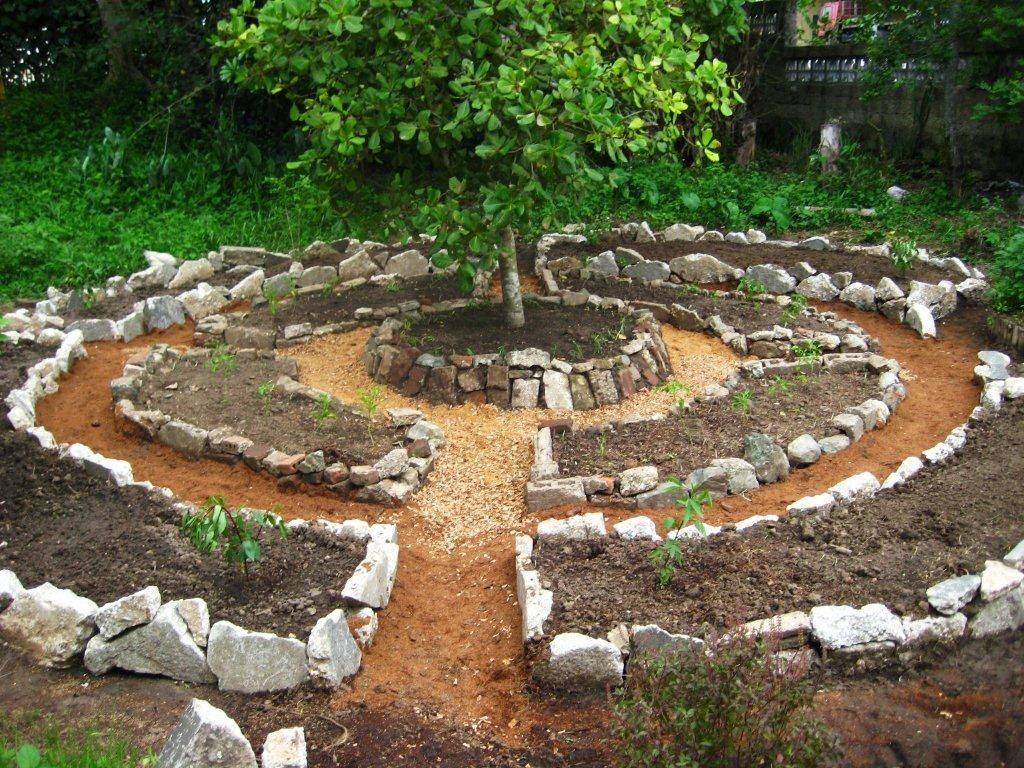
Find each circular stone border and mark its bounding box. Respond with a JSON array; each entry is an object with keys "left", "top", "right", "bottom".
[
  {"left": 113, "top": 344, "right": 445, "bottom": 505},
  {"left": 362, "top": 297, "right": 673, "bottom": 409}
]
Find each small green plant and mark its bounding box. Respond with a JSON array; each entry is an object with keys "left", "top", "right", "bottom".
[
  {"left": 890, "top": 237, "right": 917, "bottom": 274},
  {"left": 256, "top": 380, "right": 275, "bottom": 415},
  {"left": 989, "top": 226, "right": 1024, "bottom": 315},
  {"left": 179, "top": 496, "right": 288, "bottom": 577},
  {"left": 311, "top": 393, "right": 338, "bottom": 430},
  {"left": 206, "top": 343, "right": 237, "bottom": 375},
  {"left": 767, "top": 375, "right": 791, "bottom": 396},
  {"left": 791, "top": 339, "right": 823, "bottom": 368},
  {"left": 737, "top": 276, "right": 767, "bottom": 303},
  {"left": 780, "top": 293, "right": 809, "bottom": 326},
  {"left": 591, "top": 317, "right": 629, "bottom": 355},
  {"left": 356, "top": 384, "right": 382, "bottom": 443},
  {"left": 320, "top": 275, "right": 341, "bottom": 298},
  {"left": 385, "top": 277, "right": 402, "bottom": 293},
  {"left": 649, "top": 483, "right": 712, "bottom": 587},
  {"left": 656, "top": 381, "right": 692, "bottom": 413},
  {"left": 731, "top": 388, "right": 753, "bottom": 413},
  {"left": 597, "top": 433, "right": 608, "bottom": 458}
]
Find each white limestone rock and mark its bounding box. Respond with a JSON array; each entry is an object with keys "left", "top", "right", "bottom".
[
  {"left": 0, "top": 570, "right": 25, "bottom": 611},
  {"left": 968, "top": 585, "right": 1024, "bottom": 638},
  {"left": 901, "top": 613, "right": 966, "bottom": 647},
  {"left": 839, "top": 282, "right": 877, "bottom": 311},
  {"left": 881, "top": 455, "right": 925, "bottom": 489},
  {"left": 169, "top": 258, "right": 215, "bottom": 290},
  {"left": 786, "top": 434, "right": 821, "bottom": 466},
  {"left": 536, "top": 512, "right": 607, "bottom": 542},
  {"left": 262, "top": 728, "right": 307, "bottom": 768},
  {"left": 618, "top": 466, "right": 659, "bottom": 497},
  {"left": 0, "top": 583, "right": 98, "bottom": 667},
  {"left": 746, "top": 264, "right": 796, "bottom": 294},
  {"left": 517, "top": 568, "right": 553, "bottom": 642},
  {"left": 795, "top": 273, "right": 839, "bottom": 301},
  {"left": 612, "top": 516, "right": 661, "bottom": 541},
  {"left": 980, "top": 560, "right": 1024, "bottom": 602},
  {"left": 526, "top": 477, "right": 586, "bottom": 512},
  {"left": 809, "top": 604, "right": 905, "bottom": 650},
  {"left": 533, "top": 632, "right": 624, "bottom": 692},
  {"left": 206, "top": 621, "right": 310, "bottom": 693},
  {"left": 94, "top": 586, "right": 161, "bottom": 639},
  {"left": 306, "top": 609, "right": 362, "bottom": 687},
  {"left": 926, "top": 575, "right": 981, "bottom": 615},
  {"left": 668, "top": 253, "right": 743, "bottom": 283},
  {"left": 786, "top": 493, "right": 835, "bottom": 516},
  {"left": 828, "top": 472, "right": 880, "bottom": 503},
  {"left": 904, "top": 303, "right": 936, "bottom": 338},
  {"left": 156, "top": 698, "right": 256, "bottom": 768}
]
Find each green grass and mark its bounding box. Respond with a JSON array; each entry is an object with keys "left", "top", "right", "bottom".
[
  {"left": 0, "top": 717, "right": 146, "bottom": 768},
  {"left": 2, "top": 77, "right": 1020, "bottom": 303}
]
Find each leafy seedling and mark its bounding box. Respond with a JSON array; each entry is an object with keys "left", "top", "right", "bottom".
[
  {"left": 738, "top": 276, "right": 767, "bottom": 303},
  {"left": 890, "top": 238, "right": 917, "bottom": 274},
  {"left": 731, "top": 388, "right": 753, "bottom": 413},
  {"left": 207, "top": 343, "right": 237, "bottom": 375},
  {"left": 767, "top": 375, "right": 791, "bottom": 396},
  {"left": 257, "top": 380, "right": 275, "bottom": 415},
  {"left": 311, "top": 392, "right": 337, "bottom": 430},
  {"left": 792, "top": 339, "right": 823, "bottom": 369},
  {"left": 780, "top": 293, "right": 809, "bottom": 326},
  {"left": 649, "top": 483, "right": 712, "bottom": 587},
  {"left": 356, "top": 384, "right": 382, "bottom": 443},
  {"left": 179, "top": 495, "right": 288, "bottom": 577}
]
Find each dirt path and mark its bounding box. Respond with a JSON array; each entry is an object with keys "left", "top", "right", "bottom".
[{"left": 31, "top": 305, "right": 987, "bottom": 740}]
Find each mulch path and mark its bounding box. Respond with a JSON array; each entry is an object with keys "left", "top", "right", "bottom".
[
  {"left": 537, "top": 400, "right": 1024, "bottom": 637},
  {"left": 398, "top": 302, "right": 627, "bottom": 362},
  {"left": 553, "top": 368, "right": 881, "bottom": 478},
  {"left": 0, "top": 429, "right": 364, "bottom": 638},
  {"left": 135, "top": 352, "right": 404, "bottom": 462},
  {"left": 550, "top": 236, "right": 953, "bottom": 288}
]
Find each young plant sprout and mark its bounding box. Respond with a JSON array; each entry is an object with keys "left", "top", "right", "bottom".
[
  {"left": 311, "top": 392, "right": 337, "bottom": 430},
  {"left": 890, "top": 238, "right": 917, "bottom": 274},
  {"left": 649, "top": 482, "right": 713, "bottom": 587},
  {"left": 737, "top": 276, "right": 767, "bottom": 303},
  {"left": 731, "top": 388, "right": 753, "bottom": 413},
  {"left": 256, "top": 380, "right": 275, "bottom": 415},
  {"left": 206, "top": 342, "right": 237, "bottom": 375},
  {"left": 356, "top": 384, "right": 383, "bottom": 443},
  {"left": 780, "top": 293, "right": 809, "bottom": 326},
  {"left": 179, "top": 495, "right": 288, "bottom": 577}
]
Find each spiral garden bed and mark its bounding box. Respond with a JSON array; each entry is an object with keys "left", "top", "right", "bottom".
[{"left": 1, "top": 219, "right": 1023, "bottom": 743}]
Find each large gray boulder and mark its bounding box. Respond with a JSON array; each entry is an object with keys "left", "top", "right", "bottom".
[
  {"left": 169, "top": 258, "right": 215, "bottom": 290},
  {"left": 669, "top": 253, "right": 743, "bottom": 283},
  {"left": 809, "top": 604, "right": 905, "bottom": 650},
  {"left": 306, "top": 609, "right": 362, "bottom": 687},
  {"left": 743, "top": 433, "right": 790, "bottom": 484},
  {"left": 622, "top": 260, "right": 671, "bottom": 282},
  {"left": 746, "top": 264, "right": 796, "bottom": 294},
  {"left": 206, "top": 621, "right": 310, "bottom": 693},
  {"left": 156, "top": 698, "right": 256, "bottom": 768},
  {"left": 84, "top": 601, "right": 215, "bottom": 683},
  {"left": 532, "top": 632, "right": 623, "bottom": 693},
  {"left": 143, "top": 296, "right": 187, "bottom": 331},
  {"left": 796, "top": 273, "right": 839, "bottom": 301},
  {"left": 385, "top": 249, "right": 430, "bottom": 278},
  {"left": 0, "top": 583, "right": 97, "bottom": 667},
  {"left": 337, "top": 252, "right": 380, "bottom": 282}
]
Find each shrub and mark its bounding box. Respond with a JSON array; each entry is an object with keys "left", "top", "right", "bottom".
[
  {"left": 612, "top": 634, "right": 839, "bottom": 768},
  {"left": 989, "top": 227, "right": 1024, "bottom": 315},
  {"left": 179, "top": 495, "right": 288, "bottom": 577}
]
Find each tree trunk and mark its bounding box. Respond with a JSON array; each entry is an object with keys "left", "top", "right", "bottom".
[
  {"left": 941, "top": 8, "right": 963, "bottom": 193},
  {"left": 95, "top": 0, "right": 146, "bottom": 85},
  {"left": 499, "top": 226, "right": 525, "bottom": 329}
]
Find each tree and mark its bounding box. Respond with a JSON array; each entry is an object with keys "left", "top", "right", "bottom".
[
  {"left": 853, "top": 0, "right": 1024, "bottom": 191},
  {"left": 214, "top": 0, "right": 745, "bottom": 328}
]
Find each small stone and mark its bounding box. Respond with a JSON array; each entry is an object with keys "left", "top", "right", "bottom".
[
  {"left": 786, "top": 434, "right": 821, "bottom": 466},
  {"left": 709, "top": 457, "right": 760, "bottom": 495},
  {"left": 662, "top": 223, "right": 704, "bottom": 241},
  {"left": 262, "top": 728, "right": 306, "bottom": 768},
  {"left": 618, "top": 466, "right": 659, "bottom": 497},
  {"left": 1004, "top": 539, "right": 1024, "bottom": 570},
  {"left": 980, "top": 560, "right": 1024, "bottom": 602},
  {"left": 926, "top": 575, "right": 981, "bottom": 615},
  {"left": 511, "top": 379, "right": 541, "bottom": 409},
  {"left": 631, "top": 624, "right": 705, "bottom": 660},
  {"left": 536, "top": 511, "right": 606, "bottom": 541},
  {"left": 828, "top": 472, "right": 880, "bottom": 503},
  {"left": 922, "top": 442, "right": 954, "bottom": 465},
  {"left": 613, "top": 516, "right": 661, "bottom": 541},
  {"left": 799, "top": 236, "right": 830, "bottom": 251},
  {"left": 831, "top": 412, "right": 865, "bottom": 442},
  {"left": 905, "top": 303, "right": 936, "bottom": 338},
  {"left": 786, "top": 493, "right": 835, "bottom": 515},
  {"left": 818, "top": 434, "right": 850, "bottom": 454},
  {"left": 875, "top": 277, "right": 904, "bottom": 303}
]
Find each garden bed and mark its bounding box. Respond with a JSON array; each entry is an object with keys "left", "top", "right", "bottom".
[
  {"left": 552, "top": 367, "right": 883, "bottom": 479},
  {"left": 114, "top": 344, "right": 443, "bottom": 503},
  {"left": 0, "top": 429, "right": 363, "bottom": 639},
  {"left": 535, "top": 400, "right": 1024, "bottom": 638},
  {"left": 548, "top": 235, "right": 954, "bottom": 288},
  {"left": 0, "top": 342, "right": 46, "bottom": 406}
]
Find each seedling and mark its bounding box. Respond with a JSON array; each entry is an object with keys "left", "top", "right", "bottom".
[
  {"left": 737, "top": 276, "right": 767, "bottom": 303},
  {"left": 179, "top": 495, "right": 288, "bottom": 577},
  {"left": 311, "top": 392, "right": 337, "bottom": 430},
  {"left": 256, "top": 380, "right": 275, "bottom": 415},
  {"left": 592, "top": 317, "right": 629, "bottom": 355},
  {"left": 597, "top": 433, "right": 608, "bottom": 457},
  {"left": 731, "top": 388, "right": 753, "bottom": 413},
  {"left": 656, "top": 380, "right": 692, "bottom": 413},
  {"left": 320, "top": 275, "right": 341, "bottom": 298},
  {"left": 386, "top": 277, "right": 402, "bottom": 293},
  {"left": 780, "top": 293, "right": 809, "bottom": 326},
  {"left": 206, "top": 343, "right": 237, "bottom": 375},
  {"left": 890, "top": 238, "right": 916, "bottom": 274},
  {"left": 792, "top": 338, "right": 823, "bottom": 369},
  {"left": 649, "top": 482, "right": 712, "bottom": 587},
  {"left": 356, "top": 384, "right": 382, "bottom": 443},
  {"left": 767, "top": 375, "right": 791, "bottom": 396}
]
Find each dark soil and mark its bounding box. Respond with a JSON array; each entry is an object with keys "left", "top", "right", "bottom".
[
  {"left": 538, "top": 400, "right": 1024, "bottom": 637},
  {"left": 550, "top": 236, "right": 953, "bottom": 288},
  {"left": 244, "top": 273, "right": 468, "bottom": 332},
  {"left": 398, "top": 302, "right": 627, "bottom": 363},
  {"left": 559, "top": 274, "right": 838, "bottom": 336},
  {"left": 0, "top": 429, "right": 364, "bottom": 638},
  {"left": 135, "top": 354, "right": 405, "bottom": 462},
  {"left": 0, "top": 342, "right": 45, "bottom": 403},
  {"left": 554, "top": 368, "right": 881, "bottom": 478}
]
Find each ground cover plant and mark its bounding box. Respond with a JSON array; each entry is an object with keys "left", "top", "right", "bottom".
[{"left": 0, "top": 716, "right": 146, "bottom": 768}]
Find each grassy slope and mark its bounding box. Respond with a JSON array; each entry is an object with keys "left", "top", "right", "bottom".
[{"left": 1, "top": 78, "right": 1020, "bottom": 303}]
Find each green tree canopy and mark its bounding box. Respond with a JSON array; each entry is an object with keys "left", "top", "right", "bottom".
[{"left": 214, "top": 0, "right": 745, "bottom": 326}]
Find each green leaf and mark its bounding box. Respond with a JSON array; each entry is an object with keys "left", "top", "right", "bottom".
[{"left": 16, "top": 745, "right": 41, "bottom": 768}]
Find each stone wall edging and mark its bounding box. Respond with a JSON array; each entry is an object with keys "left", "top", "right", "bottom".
[{"left": 516, "top": 353, "right": 1024, "bottom": 694}]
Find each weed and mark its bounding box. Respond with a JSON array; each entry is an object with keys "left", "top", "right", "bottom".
[
  {"left": 320, "top": 275, "right": 340, "bottom": 298},
  {"left": 656, "top": 380, "right": 692, "bottom": 413},
  {"left": 767, "top": 375, "right": 791, "bottom": 396},
  {"left": 591, "top": 317, "right": 629, "bottom": 355},
  {"left": 385, "top": 277, "right": 402, "bottom": 293},
  {"left": 179, "top": 495, "right": 288, "bottom": 577},
  {"left": 737, "top": 276, "right": 767, "bottom": 303},
  {"left": 597, "top": 433, "right": 608, "bottom": 458},
  {"left": 648, "top": 483, "right": 712, "bottom": 587},
  {"left": 311, "top": 392, "right": 337, "bottom": 430},
  {"left": 730, "top": 388, "right": 753, "bottom": 413},
  {"left": 890, "top": 237, "right": 917, "bottom": 274},
  {"left": 780, "top": 293, "right": 809, "bottom": 326},
  {"left": 206, "top": 342, "right": 236, "bottom": 375},
  {"left": 256, "top": 380, "right": 275, "bottom": 415},
  {"left": 792, "top": 339, "right": 823, "bottom": 368}
]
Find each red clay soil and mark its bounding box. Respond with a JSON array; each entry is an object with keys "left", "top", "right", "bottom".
[
  {"left": 528, "top": 302, "right": 984, "bottom": 533},
  {"left": 27, "top": 298, "right": 991, "bottom": 749}
]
